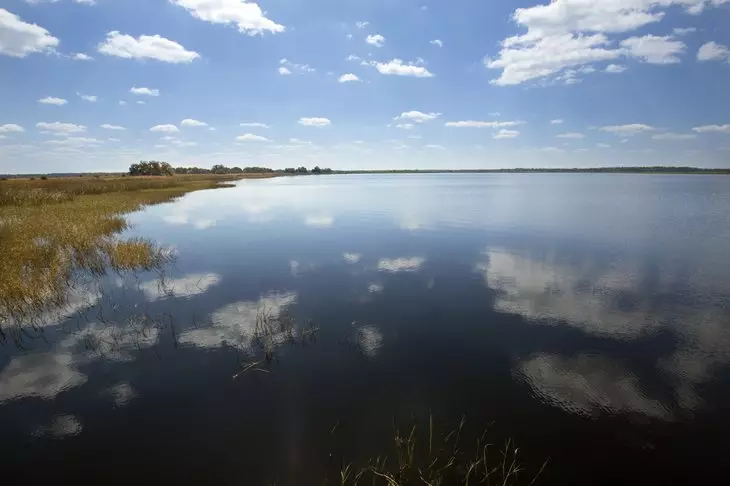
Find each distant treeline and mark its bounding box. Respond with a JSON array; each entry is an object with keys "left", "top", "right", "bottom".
[
  {"left": 125, "top": 162, "right": 333, "bottom": 176},
  {"left": 173, "top": 165, "right": 333, "bottom": 175}
]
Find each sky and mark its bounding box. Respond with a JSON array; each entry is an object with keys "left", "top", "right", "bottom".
[{"left": 1, "top": 0, "right": 729, "bottom": 173}]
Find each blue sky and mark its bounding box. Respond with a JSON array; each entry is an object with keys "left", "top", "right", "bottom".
[{"left": 1, "top": 0, "right": 729, "bottom": 173}]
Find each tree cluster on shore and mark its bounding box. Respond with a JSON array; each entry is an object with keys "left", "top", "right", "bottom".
[
  {"left": 128, "top": 161, "right": 175, "bottom": 176},
  {"left": 128, "top": 162, "right": 333, "bottom": 176}
]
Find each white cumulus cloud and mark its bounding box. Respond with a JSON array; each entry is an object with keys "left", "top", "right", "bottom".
[
  {"left": 100, "top": 124, "right": 126, "bottom": 130},
  {"left": 556, "top": 132, "right": 585, "bottom": 139},
  {"left": 651, "top": 133, "right": 697, "bottom": 140},
  {"left": 150, "top": 124, "right": 180, "bottom": 133},
  {"left": 181, "top": 118, "right": 208, "bottom": 127},
  {"left": 605, "top": 64, "right": 627, "bottom": 73},
  {"left": 36, "top": 122, "right": 86, "bottom": 134},
  {"left": 236, "top": 133, "right": 270, "bottom": 142},
  {"left": 45, "top": 137, "right": 102, "bottom": 147},
  {"left": 484, "top": 0, "right": 725, "bottom": 85},
  {"left": 72, "top": 52, "right": 93, "bottom": 61},
  {"left": 38, "top": 96, "right": 67, "bottom": 106},
  {"left": 395, "top": 111, "right": 441, "bottom": 123},
  {"left": 620, "top": 35, "right": 685, "bottom": 64},
  {"left": 170, "top": 0, "right": 284, "bottom": 35},
  {"left": 430, "top": 39, "right": 443, "bottom": 47},
  {"left": 364, "top": 59, "right": 434, "bottom": 77},
  {"left": 366, "top": 34, "right": 385, "bottom": 47},
  {"left": 445, "top": 120, "right": 520, "bottom": 128},
  {"left": 693, "top": 125, "right": 730, "bottom": 134},
  {"left": 299, "top": 117, "right": 331, "bottom": 127},
  {"left": 600, "top": 124, "right": 656, "bottom": 135},
  {"left": 338, "top": 73, "right": 360, "bottom": 83},
  {"left": 280, "top": 58, "right": 315, "bottom": 74},
  {"left": 97, "top": 31, "right": 200, "bottom": 63},
  {"left": 494, "top": 129, "right": 520, "bottom": 139},
  {"left": 0, "top": 124, "right": 24, "bottom": 133},
  {"left": 240, "top": 122, "right": 270, "bottom": 128},
  {"left": 697, "top": 41, "right": 730, "bottom": 62},
  {"left": 78, "top": 93, "right": 97, "bottom": 102},
  {"left": 130, "top": 86, "right": 159, "bottom": 96},
  {"left": 0, "top": 8, "right": 59, "bottom": 58}
]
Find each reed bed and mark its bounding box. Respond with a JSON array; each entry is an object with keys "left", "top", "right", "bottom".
[
  {"left": 0, "top": 174, "right": 270, "bottom": 330},
  {"left": 327, "top": 416, "right": 548, "bottom": 486}
]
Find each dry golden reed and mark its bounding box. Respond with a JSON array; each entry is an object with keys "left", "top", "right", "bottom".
[{"left": 0, "top": 174, "right": 271, "bottom": 327}]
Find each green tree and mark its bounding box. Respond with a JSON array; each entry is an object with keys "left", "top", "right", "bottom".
[
  {"left": 211, "top": 164, "right": 228, "bottom": 174},
  {"left": 129, "top": 161, "right": 174, "bottom": 176}
]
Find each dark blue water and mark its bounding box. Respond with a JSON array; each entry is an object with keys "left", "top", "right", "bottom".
[{"left": 3, "top": 174, "right": 730, "bottom": 485}]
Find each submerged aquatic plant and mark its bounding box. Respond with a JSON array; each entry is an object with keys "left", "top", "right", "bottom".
[{"left": 233, "top": 309, "right": 319, "bottom": 376}]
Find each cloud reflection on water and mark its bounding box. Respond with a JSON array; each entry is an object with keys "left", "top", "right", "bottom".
[
  {"left": 0, "top": 318, "right": 162, "bottom": 403},
  {"left": 162, "top": 213, "right": 218, "bottom": 230},
  {"left": 178, "top": 292, "right": 298, "bottom": 351},
  {"left": 33, "top": 414, "right": 83, "bottom": 439},
  {"left": 479, "top": 249, "right": 658, "bottom": 340},
  {"left": 354, "top": 324, "right": 384, "bottom": 358},
  {"left": 343, "top": 252, "right": 361, "bottom": 264},
  {"left": 481, "top": 247, "right": 730, "bottom": 416},
  {"left": 519, "top": 353, "right": 671, "bottom": 419},
  {"left": 139, "top": 272, "right": 222, "bottom": 301},
  {"left": 104, "top": 382, "right": 137, "bottom": 408},
  {"left": 0, "top": 352, "right": 87, "bottom": 403},
  {"left": 377, "top": 257, "right": 425, "bottom": 273},
  {"left": 368, "top": 283, "right": 384, "bottom": 293},
  {"left": 305, "top": 215, "right": 334, "bottom": 228}
]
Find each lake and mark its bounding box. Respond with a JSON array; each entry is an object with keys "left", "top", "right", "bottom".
[{"left": 2, "top": 173, "right": 730, "bottom": 485}]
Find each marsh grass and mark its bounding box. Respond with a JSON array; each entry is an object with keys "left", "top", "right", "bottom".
[
  {"left": 327, "top": 416, "right": 548, "bottom": 486},
  {"left": 0, "top": 174, "right": 270, "bottom": 334},
  {"left": 233, "top": 309, "right": 319, "bottom": 377}
]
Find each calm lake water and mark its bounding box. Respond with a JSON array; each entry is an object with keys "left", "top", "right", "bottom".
[{"left": 3, "top": 174, "right": 730, "bottom": 485}]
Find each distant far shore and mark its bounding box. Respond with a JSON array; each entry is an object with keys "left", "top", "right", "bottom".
[
  {"left": 2, "top": 166, "right": 729, "bottom": 178},
  {"left": 337, "top": 167, "right": 730, "bottom": 175}
]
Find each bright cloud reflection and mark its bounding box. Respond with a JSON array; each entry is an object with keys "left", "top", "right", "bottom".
[
  {"left": 368, "top": 283, "right": 384, "bottom": 293},
  {"left": 482, "top": 247, "right": 730, "bottom": 415},
  {"left": 479, "top": 249, "right": 657, "bottom": 339},
  {"left": 139, "top": 272, "right": 222, "bottom": 301},
  {"left": 0, "top": 353, "right": 87, "bottom": 403},
  {"left": 305, "top": 215, "right": 334, "bottom": 227},
  {"left": 178, "top": 292, "right": 297, "bottom": 350},
  {"left": 33, "top": 414, "right": 83, "bottom": 438},
  {"left": 0, "top": 318, "right": 162, "bottom": 403},
  {"left": 343, "top": 252, "right": 361, "bottom": 264},
  {"left": 354, "top": 324, "right": 384, "bottom": 358},
  {"left": 377, "top": 257, "right": 425, "bottom": 273},
  {"left": 519, "top": 353, "right": 670, "bottom": 419},
  {"left": 162, "top": 213, "right": 218, "bottom": 230}
]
